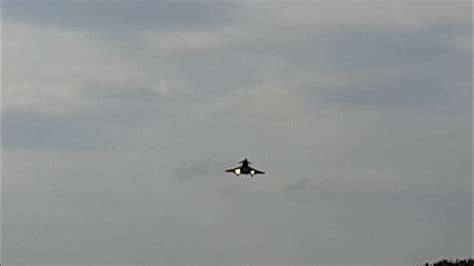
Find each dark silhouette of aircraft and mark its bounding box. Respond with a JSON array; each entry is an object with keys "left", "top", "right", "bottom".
[{"left": 225, "top": 158, "right": 265, "bottom": 177}]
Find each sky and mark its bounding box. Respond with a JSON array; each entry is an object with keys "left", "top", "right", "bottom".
[{"left": 2, "top": 1, "right": 472, "bottom": 265}]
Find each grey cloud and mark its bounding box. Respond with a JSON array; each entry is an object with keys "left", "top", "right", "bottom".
[
  {"left": 4, "top": 111, "right": 114, "bottom": 151},
  {"left": 280, "top": 178, "right": 312, "bottom": 192},
  {"left": 290, "top": 23, "right": 470, "bottom": 109},
  {"left": 3, "top": 99, "right": 163, "bottom": 151},
  {"left": 4, "top": 1, "right": 235, "bottom": 32},
  {"left": 175, "top": 155, "right": 216, "bottom": 181},
  {"left": 317, "top": 23, "right": 471, "bottom": 70},
  {"left": 138, "top": 21, "right": 471, "bottom": 110},
  {"left": 79, "top": 82, "right": 165, "bottom": 104},
  {"left": 3, "top": 82, "right": 176, "bottom": 151},
  {"left": 320, "top": 75, "right": 468, "bottom": 108},
  {"left": 3, "top": 1, "right": 471, "bottom": 264}
]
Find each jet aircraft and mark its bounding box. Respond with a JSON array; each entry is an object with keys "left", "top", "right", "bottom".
[{"left": 225, "top": 158, "right": 265, "bottom": 177}]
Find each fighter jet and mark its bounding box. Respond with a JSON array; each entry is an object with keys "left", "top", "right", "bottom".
[{"left": 225, "top": 158, "right": 265, "bottom": 177}]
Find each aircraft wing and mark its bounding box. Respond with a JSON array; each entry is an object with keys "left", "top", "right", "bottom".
[
  {"left": 225, "top": 167, "right": 238, "bottom": 173},
  {"left": 250, "top": 167, "right": 265, "bottom": 175}
]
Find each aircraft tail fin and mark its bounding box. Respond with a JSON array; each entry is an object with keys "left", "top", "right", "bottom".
[{"left": 239, "top": 158, "right": 252, "bottom": 164}]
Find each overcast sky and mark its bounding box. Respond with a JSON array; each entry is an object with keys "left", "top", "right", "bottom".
[{"left": 2, "top": 1, "right": 472, "bottom": 265}]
